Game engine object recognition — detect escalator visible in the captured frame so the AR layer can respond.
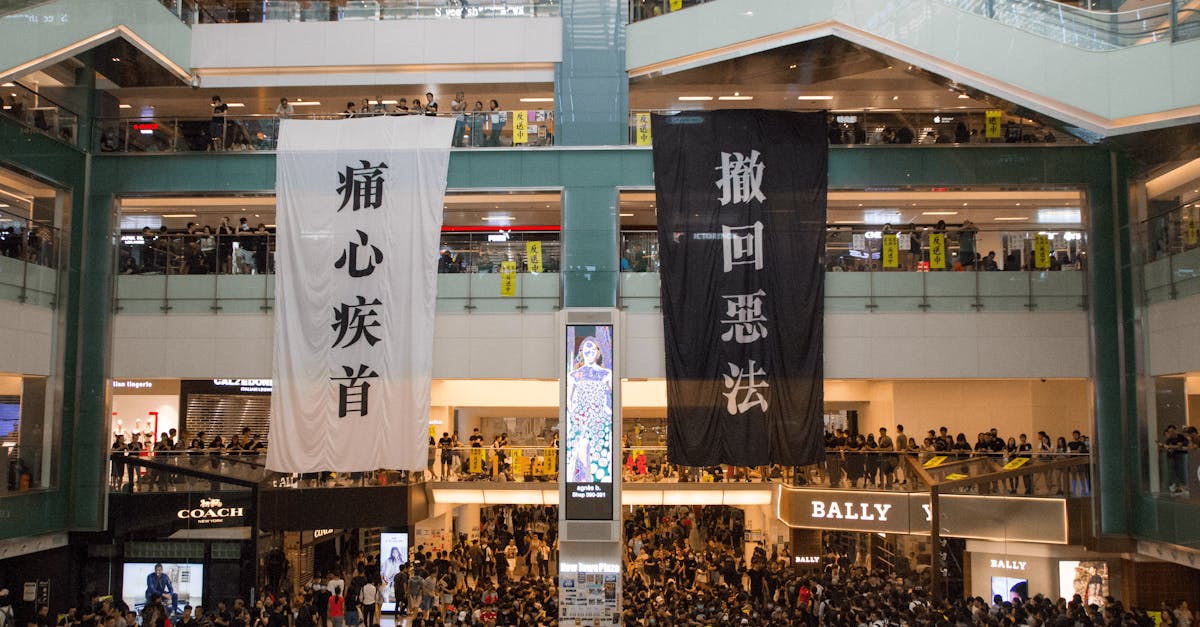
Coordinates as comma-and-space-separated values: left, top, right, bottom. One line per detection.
0, 0, 192, 84
626, 0, 1200, 137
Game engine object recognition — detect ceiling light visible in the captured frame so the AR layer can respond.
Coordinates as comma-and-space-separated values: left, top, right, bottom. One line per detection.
0, 83, 12, 87
225, 103, 245, 108
718, 95, 753, 101
619, 213, 634, 217
482, 216, 514, 221
290, 101, 321, 106
112, 57, 120, 62
1037, 208, 1081, 224
118, 104, 132, 109
678, 96, 713, 101
922, 211, 958, 216
162, 213, 197, 218
381, 100, 398, 105
1015, 203, 1021, 206
833, 220, 859, 224
519, 97, 554, 103
892, 96, 899, 101
962, 202, 968, 206
797, 96, 833, 101
788, 64, 797, 69
994, 217, 1030, 221
958, 94, 970, 99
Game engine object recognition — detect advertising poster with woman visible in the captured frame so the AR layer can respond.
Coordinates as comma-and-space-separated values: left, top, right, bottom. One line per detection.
378, 533, 408, 610
564, 325, 615, 519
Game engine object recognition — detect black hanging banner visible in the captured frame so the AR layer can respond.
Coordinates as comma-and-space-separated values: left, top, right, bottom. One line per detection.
652, 109, 826, 467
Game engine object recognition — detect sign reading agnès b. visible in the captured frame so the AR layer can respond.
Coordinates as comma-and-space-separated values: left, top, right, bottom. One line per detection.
776, 487, 1068, 544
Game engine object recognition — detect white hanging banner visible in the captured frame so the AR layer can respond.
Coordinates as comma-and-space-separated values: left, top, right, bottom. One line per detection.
268, 116, 455, 472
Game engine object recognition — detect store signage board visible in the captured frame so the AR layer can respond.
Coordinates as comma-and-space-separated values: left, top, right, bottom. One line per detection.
176, 497, 246, 525
777, 487, 1068, 544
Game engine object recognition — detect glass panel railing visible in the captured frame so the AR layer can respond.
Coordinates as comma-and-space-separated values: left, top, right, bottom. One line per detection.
936, 0, 1181, 50
626, 0, 1189, 49
630, 109, 1079, 146
0, 207, 63, 308
3, 444, 46, 496
1140, 200, 1200, 303
96, 110, 554, 153
113, 230, 563, 313
182, 0, 558, 24
2, 80, 79, 146
620, 226, 1088, 312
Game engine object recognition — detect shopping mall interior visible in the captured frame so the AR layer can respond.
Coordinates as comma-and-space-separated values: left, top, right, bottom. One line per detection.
2, 0, 1200, 625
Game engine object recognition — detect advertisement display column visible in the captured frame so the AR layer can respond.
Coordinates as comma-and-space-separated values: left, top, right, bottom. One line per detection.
557, 309, 621, 625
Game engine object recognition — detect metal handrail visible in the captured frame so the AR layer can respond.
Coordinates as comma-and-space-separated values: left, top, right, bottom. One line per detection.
627, 0, 1193, 49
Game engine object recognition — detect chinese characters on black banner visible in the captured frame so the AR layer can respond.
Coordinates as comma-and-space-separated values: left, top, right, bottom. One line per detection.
331, 161, 388, 417
715, 150, 771, 417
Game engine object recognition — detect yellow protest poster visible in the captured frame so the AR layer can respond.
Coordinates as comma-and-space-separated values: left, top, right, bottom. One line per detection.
531, 457, 543, 476
1033, 234, 1051, 269
985, 110, 1002, 139
923, 456, 948, 468
469, 448, 485, 474
500, 261, 517, 296
635, 112, 652, 146
946, 473, 969, 481
882, 233, 899, 268
929, 232, 946, 269
526, 240, 543, 273
542, 448, 556, 476
429, 424, 436, 438
512, 110, 528, 144
511, 449, 527, 476
669, 0, 682, 10
1002, 457, 1029, 471
1187, 213, 1198, 247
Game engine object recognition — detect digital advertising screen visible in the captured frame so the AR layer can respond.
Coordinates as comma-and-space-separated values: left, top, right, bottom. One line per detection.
121, 562, 203, 612
1058, 560, 1109, 606
991, 577, 1028, 603
564, 324, 615, 520
378, 532, 409, 611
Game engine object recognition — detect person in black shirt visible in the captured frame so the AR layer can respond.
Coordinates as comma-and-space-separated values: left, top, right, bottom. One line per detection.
1160, 424, 1190, 495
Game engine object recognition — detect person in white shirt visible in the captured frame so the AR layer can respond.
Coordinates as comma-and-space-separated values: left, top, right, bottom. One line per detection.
275, 98, 293, 118
357, 578, 378, 627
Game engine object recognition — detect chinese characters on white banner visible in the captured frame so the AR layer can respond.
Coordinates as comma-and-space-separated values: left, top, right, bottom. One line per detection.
268, 116, 456, 473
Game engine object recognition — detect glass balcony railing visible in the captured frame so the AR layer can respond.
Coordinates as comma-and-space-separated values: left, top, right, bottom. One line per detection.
0, 207, 63, 308
3, 444, 47, 497
627, 0, 1199, 48
1140, 200, 1200, 303
629, 109, 1079, 146
96, 110, 554, 153
105, 445, 1099, 501
175, 0, 559, 24
111, 225, 1087, 313
1, 80, 79, 146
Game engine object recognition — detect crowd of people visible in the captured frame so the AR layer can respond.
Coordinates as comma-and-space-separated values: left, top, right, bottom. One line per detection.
118, 218, 272, 275
28, 503, 1199, 627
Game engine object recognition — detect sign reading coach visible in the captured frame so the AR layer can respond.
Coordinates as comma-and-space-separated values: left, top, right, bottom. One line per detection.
269, 116, 456, 473
651, 110, 827, 467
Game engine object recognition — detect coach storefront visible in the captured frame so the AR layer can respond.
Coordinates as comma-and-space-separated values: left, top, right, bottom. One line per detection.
102, 490, 258, 607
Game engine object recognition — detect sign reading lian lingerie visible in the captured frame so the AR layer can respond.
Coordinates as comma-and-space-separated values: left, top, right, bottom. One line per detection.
268, 116, 455, 473
651, 110, 827, 467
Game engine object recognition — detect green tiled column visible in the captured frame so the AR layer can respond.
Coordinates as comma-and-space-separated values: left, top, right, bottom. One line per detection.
554, 0, 629, 147
1086, 152, 1137, 535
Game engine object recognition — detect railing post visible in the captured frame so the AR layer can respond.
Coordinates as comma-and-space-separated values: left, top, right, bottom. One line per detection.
1025, 269, 1037, 310
972, 263, 983, 310
1170, 0, 1179, 42
1167, 250, 1177, 299
18, 242, 29, 303
865, 264, 878, 310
